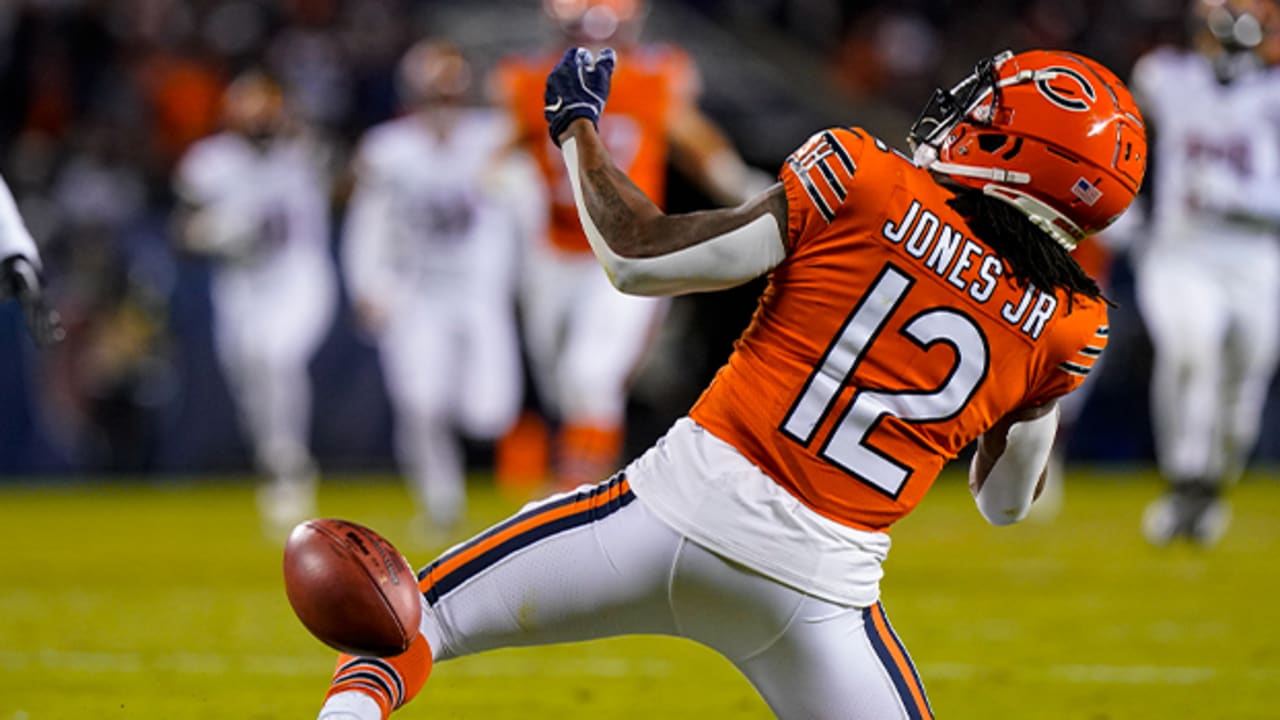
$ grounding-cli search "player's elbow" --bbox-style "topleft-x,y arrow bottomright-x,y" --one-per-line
976,497 -> 1031,526
971,461 -> 1037,526
605,261 -> 676,297
600,254 -> 639,294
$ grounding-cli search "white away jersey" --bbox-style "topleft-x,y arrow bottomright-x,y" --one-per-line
175,131 -> 333,282
343,110 -> 521,304
174,131 -> 336,352
1131,48 -> 1280,246
0,173 -> 38,265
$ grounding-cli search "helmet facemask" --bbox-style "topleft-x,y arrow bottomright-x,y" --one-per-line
908,51 -> 1010,163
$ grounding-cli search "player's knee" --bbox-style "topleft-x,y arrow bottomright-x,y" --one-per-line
557,367 -> 626,421
1160,344 -> 1218,378
459,404 -> 519,441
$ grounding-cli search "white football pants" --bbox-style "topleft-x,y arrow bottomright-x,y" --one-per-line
212,258 -> 334,486
378,289 -> 522,528
1135,238 -> 1280,484
521,245 -> 667,425
414,476 -> 933,720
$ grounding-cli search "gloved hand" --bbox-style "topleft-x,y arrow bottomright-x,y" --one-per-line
544,47 -> 616,147
1,255 -> 64,346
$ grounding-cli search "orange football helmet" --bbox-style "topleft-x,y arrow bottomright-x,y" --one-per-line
909,50 -> 1147,251
544,0 -> 648,46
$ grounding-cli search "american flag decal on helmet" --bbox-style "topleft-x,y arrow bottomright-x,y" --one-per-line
1072,177 -> 1102,206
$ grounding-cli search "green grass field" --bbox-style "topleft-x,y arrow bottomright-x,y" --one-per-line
1,469 -> 1277,719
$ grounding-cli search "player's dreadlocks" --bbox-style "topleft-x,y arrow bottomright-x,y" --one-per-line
946,190 -> 1109,309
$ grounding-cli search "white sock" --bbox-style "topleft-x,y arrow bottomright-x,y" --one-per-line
318,690 -> 383,720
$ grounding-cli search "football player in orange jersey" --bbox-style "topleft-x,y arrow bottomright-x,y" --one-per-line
491,0 -> 770,490
309,49 -> 1145,720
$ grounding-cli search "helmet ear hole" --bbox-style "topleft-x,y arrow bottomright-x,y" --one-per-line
977,133 -> 1008,153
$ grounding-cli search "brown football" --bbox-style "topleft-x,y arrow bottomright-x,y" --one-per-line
283,518 -> 421,657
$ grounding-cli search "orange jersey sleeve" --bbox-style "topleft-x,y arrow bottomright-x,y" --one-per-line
492,46 -> 695,253
689,127 -> 1109,531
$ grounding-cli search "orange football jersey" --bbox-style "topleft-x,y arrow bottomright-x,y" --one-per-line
689,128 -> 1109,532
1070,234 -> 1113,288
492,45 -> 696,253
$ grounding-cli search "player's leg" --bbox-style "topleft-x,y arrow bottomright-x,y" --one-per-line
1188,246 -> 1280,546
379,305 -> 466,535
518,244 -> 582,419
668,539 -> 929,720
210,293 -> 317,535
556,268 -> 668,487
1135,250 -> 1230,544
251,351 -> 320,526
251,268 -> 335,535
457,294 -> 522,442
316,474 -> 683,720
1218,246 -> 1280,483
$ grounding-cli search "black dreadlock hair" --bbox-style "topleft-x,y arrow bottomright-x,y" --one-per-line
945,189 -> 1110,309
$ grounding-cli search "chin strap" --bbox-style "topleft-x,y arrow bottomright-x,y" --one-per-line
981,184 -> 1085,252
914,144 -> 1082,252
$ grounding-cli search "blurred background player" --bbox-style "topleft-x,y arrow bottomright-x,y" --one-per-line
1131,0 -> 1280,546
173,71 -> 337,537
491,0 -> 772,489
343,40 -> 543,541
0,171 -> 61,347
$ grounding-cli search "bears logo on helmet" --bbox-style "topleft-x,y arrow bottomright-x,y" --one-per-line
1033,65 -> 1096,112
909,50 -> 1147,252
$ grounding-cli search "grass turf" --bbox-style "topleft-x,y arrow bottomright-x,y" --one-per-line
0,469 -> 1276,719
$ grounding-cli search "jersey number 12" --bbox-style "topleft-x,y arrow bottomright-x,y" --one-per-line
780,263 -> 990,498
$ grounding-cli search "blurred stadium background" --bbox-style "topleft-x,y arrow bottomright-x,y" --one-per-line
0,0 -> 1226,475
2,1 -> 1279,718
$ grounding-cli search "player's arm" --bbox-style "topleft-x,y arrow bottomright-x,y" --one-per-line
0,173 -> 63,345
968,401 -> 1060,526
546,48 -> 787,296
340,161 -> 396,335
172,194 -> 256,261
667,106 -> 775,207
485,143 -> 549,251
171,145 -> 265,262
1201,169 -> 1280,227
